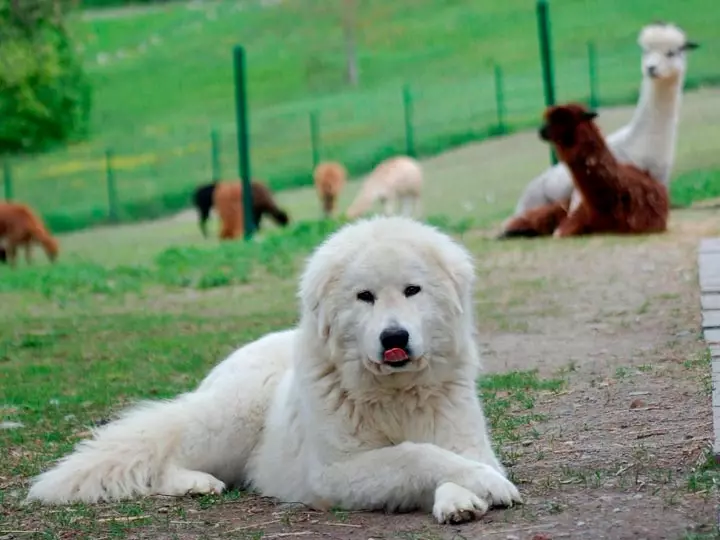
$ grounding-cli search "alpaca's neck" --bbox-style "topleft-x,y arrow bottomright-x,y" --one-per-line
564,135 -> 620,208
621,73 -> 685,182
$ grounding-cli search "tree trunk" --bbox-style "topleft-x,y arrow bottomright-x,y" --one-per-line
341,0 -> 359,86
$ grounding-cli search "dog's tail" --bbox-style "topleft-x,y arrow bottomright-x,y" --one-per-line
26,397 -> 189,504
192,183 -> 216,238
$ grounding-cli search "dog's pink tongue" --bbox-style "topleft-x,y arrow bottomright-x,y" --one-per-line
383,348 -> 409,363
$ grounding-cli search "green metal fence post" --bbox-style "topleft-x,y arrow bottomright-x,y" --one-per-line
402,83 -> 416,158
233,45 -> 254,240
536,0 -> 558,165
494,64 -> 506,135
310,111 -> 321,169
105,148 -> 119,222
210,128 -> 222,181
3,161 -> 13,201
587,41 -> 599,109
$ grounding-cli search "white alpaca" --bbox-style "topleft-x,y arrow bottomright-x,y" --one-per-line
506,22 -> 699,225
345,155 -> 423,219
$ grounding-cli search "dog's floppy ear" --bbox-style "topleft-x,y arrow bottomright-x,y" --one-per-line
299,254 -> 341,342
424,239 -> 475,315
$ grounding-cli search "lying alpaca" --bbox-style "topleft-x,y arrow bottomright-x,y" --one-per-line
497,199 -> 569,239
0,202 -> 59,266
505,21 -> 698,231
346,156 -> 423,219
313,161 -> 347,218
193,180 -> 290,239
539,103 -> 669,237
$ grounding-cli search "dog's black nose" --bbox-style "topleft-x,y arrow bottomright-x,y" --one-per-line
380,327 -> 409,350
538,125 -> 549,141
647,65 -> 658,77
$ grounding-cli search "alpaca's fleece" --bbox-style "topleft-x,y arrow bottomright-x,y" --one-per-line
498,199 -> 569,239
26,216 -> 521,525
346,156 -> 423,219
505,21 -> 698,232
0,202 -> 59,266
210,180 -> 289,240
313,161 -> 347,217
539,104 -> 669,237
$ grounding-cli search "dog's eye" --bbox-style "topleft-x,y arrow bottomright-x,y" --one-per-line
356,290 -> 375,304
404,285 -> 422,297
666,50 -> 676,58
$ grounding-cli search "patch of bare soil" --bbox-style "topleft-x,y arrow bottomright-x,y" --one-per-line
5,213 -> 720,540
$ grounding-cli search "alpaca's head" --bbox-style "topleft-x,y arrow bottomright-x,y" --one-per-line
539,103 -> 599,152
638,22 -> 699,82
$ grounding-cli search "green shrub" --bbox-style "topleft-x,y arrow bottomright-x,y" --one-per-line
0,0 -> 91,154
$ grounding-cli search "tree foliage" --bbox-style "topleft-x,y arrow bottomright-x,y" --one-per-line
0,0 -> 91,154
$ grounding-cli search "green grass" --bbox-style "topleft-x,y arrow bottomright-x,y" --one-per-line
5,0 -> 720,232
671,169 -> 720,207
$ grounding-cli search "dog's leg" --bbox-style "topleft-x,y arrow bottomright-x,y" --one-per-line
310,441 -> 520,524
24,242 -> 32,265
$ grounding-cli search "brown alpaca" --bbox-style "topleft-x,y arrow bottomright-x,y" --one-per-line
0,202 -> 59,266
498,199 -> 569,239
313,161 -> 347,218
211,181 -> 290,240
539,103 -> 669,238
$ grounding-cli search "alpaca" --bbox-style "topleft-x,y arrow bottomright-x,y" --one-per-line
345,156 -> 423,220
193,180 -> 290,239
539,103 -> 669,238
504,22 -> 698,234
497,199 -> 569,239
0,202 -> 59,266
313,161 -> 347,218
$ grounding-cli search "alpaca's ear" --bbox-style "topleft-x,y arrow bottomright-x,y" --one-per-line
583,111 -> 598,121
684,41 -> 700,51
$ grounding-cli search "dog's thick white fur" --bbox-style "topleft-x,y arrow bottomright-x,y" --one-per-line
346,156 -> 423,219
26,216 -> 520,524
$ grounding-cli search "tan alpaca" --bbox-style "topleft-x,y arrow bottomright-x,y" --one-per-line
345,156 -> 423,220
313,161 -> 347,218
0,202 -> 59,266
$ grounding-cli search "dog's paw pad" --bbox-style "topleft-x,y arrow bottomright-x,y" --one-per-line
432,482 -> 488,525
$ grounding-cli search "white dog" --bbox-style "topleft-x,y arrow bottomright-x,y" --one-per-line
26,216 -> 521,524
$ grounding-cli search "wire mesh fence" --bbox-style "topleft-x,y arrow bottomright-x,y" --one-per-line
4,2 -> 718,234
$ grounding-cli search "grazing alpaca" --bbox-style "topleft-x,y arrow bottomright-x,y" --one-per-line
345,156 -> 423,219
539,103 -> 669,238
504,22 -> 698,233
498,199 -> 569,239
192,181 -> 290,239
0,202 -> 59,266
313,161 -> 347,218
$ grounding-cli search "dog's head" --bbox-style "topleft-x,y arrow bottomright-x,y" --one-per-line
299,216 -> 478,385
539,103 -> 598,151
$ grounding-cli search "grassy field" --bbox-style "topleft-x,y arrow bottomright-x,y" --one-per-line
2,90 -> 720,537
5,0 -> 720,232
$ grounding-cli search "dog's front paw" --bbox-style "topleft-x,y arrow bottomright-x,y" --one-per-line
432,482 -> 488,524
464,464 -> 522,508
160,469 -> 226,497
